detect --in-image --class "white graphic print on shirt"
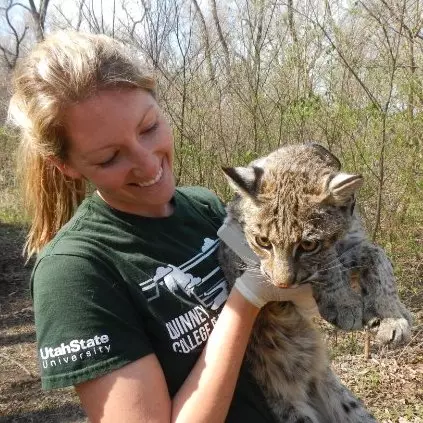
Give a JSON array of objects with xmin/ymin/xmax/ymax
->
[
  {"xmin": 139, "ymin": 238, "xmax": 229, "ymax": 353},
  {"xmin": 139, "ymin": 238, "xmax": 228, "ymax": 310}
]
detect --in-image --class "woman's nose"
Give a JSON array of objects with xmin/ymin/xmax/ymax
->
[
  {"xmin": 131, "ymin": 146, "xmax": 159, "ymax": 176},
  {"xmin": 131, "ymin": 141, "xmax": 152, "ymax": 165}
]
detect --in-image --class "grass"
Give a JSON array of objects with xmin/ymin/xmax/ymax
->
[
  {"xmin": 0, "ymin": 127, "xmax": 24, "ymax": 224},
  {"xmin": 325, "ymin": 317, "xmax": 423, "ymax": 422},
  {"xmin": 0, "ymin": 224, "xmax": 86, "ymax": 422}
]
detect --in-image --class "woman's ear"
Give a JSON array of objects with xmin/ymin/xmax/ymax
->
[{"xmin": 47, "ymin": 156, "xmax": 82, "ymax": 180}]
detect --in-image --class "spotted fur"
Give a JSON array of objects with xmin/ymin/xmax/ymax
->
[{"xmin": 219, "ymin": 143, "xmax": 412, "ymax": 423}]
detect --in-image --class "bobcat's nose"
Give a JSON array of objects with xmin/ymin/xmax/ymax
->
[
  {"xmin": 273, "ymin": 271, "xmax": 295, "ymax": 288},
  {"xmin": 272, "ymin": 255, "xmax": 295, "ymax": 287},
  {"xmin": 263, "ymin": 267, "xmax": 292, "ymax": 288},
  {"xmin": 275, "ymin": 277, "xmax": 295, "ymax": 288}
]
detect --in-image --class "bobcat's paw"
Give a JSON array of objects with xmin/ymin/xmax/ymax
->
[
  {"xmin": 320, "ymin": 301, "xmax": 363, "ymax": 331},
  {"xmin": 334, "ymin": 305, "xmax": 363, "ymax": 331},
  {"xmin": 368, "ymin": 317, "xmax": 412, "ymax": 346}
]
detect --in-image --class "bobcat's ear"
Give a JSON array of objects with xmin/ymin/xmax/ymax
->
[
  {"xmin": 309, "ymin": 143, "xmax": 341, "ymax": 170},
  {"xmin": 222, "ymin": 166, "xmax": 263, "ymax": 200},
  {"xmin": 326, "ymin": 173, "xmax": 363, "ymax": 205}
]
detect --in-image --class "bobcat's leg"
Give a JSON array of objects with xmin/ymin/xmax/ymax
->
[
  {"xmin": 311, "ymin": 371, "xmax": 377, "ymax": 423},
  {"xmin": 358, "ymin": 243, "xmax": 412, "ymax": 345},
  {"xmin": 311, "ymin": 250, "xmax": 363, "ymax": 331},
  {"xmin": 267, "ymin": 399, "xmax": 319, "ymax": 423},
  {"xmin": 248, "ymin": 304, "xmax": 327, "ymax": 423}
]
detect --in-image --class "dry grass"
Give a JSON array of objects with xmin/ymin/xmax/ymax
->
[
  {"xmin": 323, "ymin": 318, "xmax": 423, "ymax": 422},
  {"xmin": 0, "ymin": 224, "xmax": 86, "ymax": 423},
  {"xmin": 0, "ymin": 223, "xmax": 422, "ymax": 422},
  {"xmin": 0, "ymin": 129, "xmax": 22, "ymax": 224}
]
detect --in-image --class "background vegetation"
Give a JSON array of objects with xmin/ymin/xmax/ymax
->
[
  {"xmin": 0, "ymin": 0, "xmax": 422, "ymax": 421},
  {"xmin": 1, "ymin": 0, "xmax": 421, "ymax": 298}
]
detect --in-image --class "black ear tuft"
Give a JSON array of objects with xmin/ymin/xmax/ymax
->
[
  {"xmin": 309, "ymin": 143, "xmax": 342, "ymax": 170},
  {"xmin": 222, "ymin": 166, "xmax": 264, "ymax": 199}
]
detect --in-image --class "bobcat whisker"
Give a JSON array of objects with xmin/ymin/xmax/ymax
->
[
  {"xmin": 317, "ymin": 261, "xmax": 364, "ymax": 273},
  {"xmin": 336, "ymin": 241, "xmax": 365, "ymax": 255},
  {"xmin": 320, "ymin": 242, "xmax": 365, "ymax": 267}
]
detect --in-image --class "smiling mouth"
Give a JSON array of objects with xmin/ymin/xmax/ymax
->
[{"xmin": 135, "ymin": 166, "xmax": 163, "ymax": 188}]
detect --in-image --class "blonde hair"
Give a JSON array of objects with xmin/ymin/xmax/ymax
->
[{"xmin": 9, "ymin": 31, "xmax": 156, "ymax": 258}]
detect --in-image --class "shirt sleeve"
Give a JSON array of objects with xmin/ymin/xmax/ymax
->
[
  {"xmin": 205, "ymin": 189, "xmax": 227, "ymax": 223},
  {"xmin": 180, "ymin": 186, "xmax": 227, "ymax": 228},
  {"xmin": 32, "ymin": 254, "xmax": 154, "ymax": 390}
]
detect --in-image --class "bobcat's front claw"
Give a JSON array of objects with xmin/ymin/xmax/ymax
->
[
  {"xmin": 364, "ymin": 299, "xmax": 413, "ymax": 347},
  {"xmin": 367, "ymin": 316, "xmax": 412, "ymax": 347}
]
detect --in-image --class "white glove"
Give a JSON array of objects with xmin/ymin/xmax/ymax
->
[
  {"xmin": 235, "ymin": 270, "xmax": 319, "ymax": 317},
  {"xmin": 218, "ymin": 219, "xmax": 319, "ymax": 317}
]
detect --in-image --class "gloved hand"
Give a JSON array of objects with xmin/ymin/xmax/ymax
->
[
  {"xmin": 218, "ymin": 218, "xmax": 319, "ymax": 317},
  {"xmin": 235, "ymin": 270, "xmax": 319, "ymax": 317}
]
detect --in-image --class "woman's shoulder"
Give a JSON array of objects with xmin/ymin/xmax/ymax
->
[
  {"xmin": 35, "ymin": 193, "xmax": 127, "ymax": 275},
  {"xmin": 177, "ymin": 185, "xmax": 219, "ymax": 201},
  {"xmin": 38, "ymin": 195, "xmax": 99, "ymax": 257},
  {"xmin": 31, "ymin": 226, "xmax": 123, "ymax": 303},
  {"xmin": 177, "ymin": 186, "xmax": 226, "ymax": 218}
]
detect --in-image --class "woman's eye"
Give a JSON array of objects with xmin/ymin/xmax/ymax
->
[
  {"xmin": 99, "ymin": 152, "xmax": 118, "ymax": 167},
  {"xmin": 142, "ymin": 122, "xmax": 159, "ymax": 134},
  {"xmin": 255, "ymin": 236, "xmax": 272, "ymax": 249},
  {"xmin": 299, "ymin": 240, "xmax": 320, "ymax": 254}
]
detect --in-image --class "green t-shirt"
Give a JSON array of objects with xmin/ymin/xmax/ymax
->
[{"xmin": 31, "ymin": 186, "xmax": 275, "ymax": 422}]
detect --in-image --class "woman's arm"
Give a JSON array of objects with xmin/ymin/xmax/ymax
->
[{"xmin": 76, "ymin": 288, "xmax": 259, "ymax": 423}]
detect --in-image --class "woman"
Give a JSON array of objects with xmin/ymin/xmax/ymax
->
[{"xmin": 10, "ymin": 32, "xmax": 291, "ymax": 422}]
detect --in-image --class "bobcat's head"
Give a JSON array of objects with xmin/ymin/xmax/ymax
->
[{"xmin": 224, "ymin": 143, "xmax": 362, "ymax": 288}]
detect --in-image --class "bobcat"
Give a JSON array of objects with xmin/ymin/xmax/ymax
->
[{"xmin": 218, "ymin": 143, "xmax": 412, "ymax": 423}]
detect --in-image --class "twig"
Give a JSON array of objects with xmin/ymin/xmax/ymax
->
[{"xmin": 0, "ymin": 352, "xmax": 37, "ymax": 378}]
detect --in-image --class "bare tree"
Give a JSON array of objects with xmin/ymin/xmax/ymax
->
[
  {"xmin": 28, "ymin": 0, "xmax": 50, "ymax": 41},
  {"xmin": 191, "ymin": 0, "xmax": 215, "ymax": 81},
  {"xmin": 210, "ymin": 0, "xmax": 230, "ymax": 74},
  {"xmin": 0, "ymin": 1, "xmax": 29, "ymax": 69},
  {"xmin": 0, "ymin": 0, "xmax": 50, "ymax": 70}
]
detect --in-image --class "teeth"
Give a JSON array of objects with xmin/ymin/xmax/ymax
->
[{"xmin": 137, "ymin": 166, "xmax": 163, "ymax": 187}]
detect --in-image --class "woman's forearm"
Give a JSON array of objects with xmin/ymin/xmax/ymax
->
[{"xmin": 171, "ymin": 287, "xmax": 259, "ymax": 423}]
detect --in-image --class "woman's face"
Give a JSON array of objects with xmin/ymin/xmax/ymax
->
[{"xmin": 61, "ymin": 88, "xmax": 175, "ymax": 217}]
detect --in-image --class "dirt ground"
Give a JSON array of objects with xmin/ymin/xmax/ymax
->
[
  {"xmin": 0, "ymin": 224, "xmax": 86, "ymax": 423},
  {"xmin": 0, "ymin": 223, "xmax": 422, "ymax": 422}
]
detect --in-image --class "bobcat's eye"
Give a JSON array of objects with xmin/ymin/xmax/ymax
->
[
  {"xmin": 255, "ymin": 236, "xmax": 272, "ymax": 249},
  {"xmin": 299, "ymin": 239, "xmax": 320, "ymax": 254}
]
